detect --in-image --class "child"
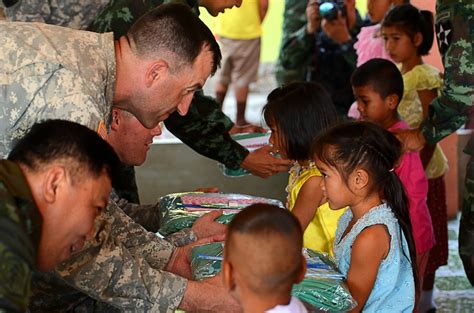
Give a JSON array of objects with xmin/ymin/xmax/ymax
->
[
  {"xmin": 348, "ymin": 0, "xmax": 407, "ymax": 119},
  {"xmin": 223, "ymin": 203, "xmax": 307, "ymax": 313},
  {"xmin": 313, "ymin": 121, "xmax": 417, "ymax": 311},
  {"xmin": 382, "ymin": 6, "xmax": 449, "ymax": 311},
  {"xmin": 262, "ymin": 82, "xmax": 343, "ymax": 255},
  {"xmin": 351, "ymin": 59, "xmax": 435, "ymax": 301}
]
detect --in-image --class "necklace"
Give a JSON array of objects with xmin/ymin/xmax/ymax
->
[{"xmin": 286, "ymin": 161, "xmax": 317, "ymax": 208}]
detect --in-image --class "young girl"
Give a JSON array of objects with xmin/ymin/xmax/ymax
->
[
  {"xmin": 382, "ymin": 5, "xmax": 449, "ymax": 311},
  {"xmin": 263, "ymin": 82, "xmax": 342, "ymax": 255},
  {"xmin": 313, "ymin": 121, "xmax": 417, "ymax": 312}
]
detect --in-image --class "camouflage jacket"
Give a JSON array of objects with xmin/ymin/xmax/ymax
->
[
  {"xmin": 0, "ymin": 22, "xmax": 115, "ymax": 158},
  {"xmin": 89, "ymin": 0, "xmax": 249, "ymax": 170},
  {"xmin": 422, "ymin": 0, "xmax": 474, "ymax": 149},
  {"xmin": 275, "ymin": 0, "xmax": 365, "ymax": 117},
  {"xmin": 2, "ymin": 0, "xmax": 110, "ymax": 29},
  {"xmin": 0, "ymin": 160, "xmax": 42, "ymax": 312},
  {"xmin": 30, "ymin": 192, "xmax": 190, "ymax": 312}
]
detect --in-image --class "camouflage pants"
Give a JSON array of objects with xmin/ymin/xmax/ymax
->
[{"xmin": 459, "ymin": 142, "xmax": 474, "ymax": 286}]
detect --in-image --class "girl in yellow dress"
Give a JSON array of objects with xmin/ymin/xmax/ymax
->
[{"xmin": 263, "ymin": 82, "xmax": 344, "ymax": 255}]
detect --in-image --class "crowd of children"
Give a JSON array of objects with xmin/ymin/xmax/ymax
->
[{"xmin": 220, "ymin": 2, "xmax": 452, "ymax": 313}]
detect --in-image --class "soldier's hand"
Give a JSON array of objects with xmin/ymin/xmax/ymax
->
[
  {"xmin": 306, "ymin": 0, "xmax": 320, "ymax": 34},
  {"xmin": 393, "ymin": 128, "xmax": 426, "ymax": 152},
  {"xmin": 321, "ymin": 11, "xmax": 351, "ymax": 44},
  {"xmin": 192, "ymin": 210, "xmax": 228, "ymax": 239},
  {"xmin": 241, "ymin": 145, "xmax": 292, "ymax": 178}
]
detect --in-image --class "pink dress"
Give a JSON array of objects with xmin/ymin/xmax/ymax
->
[
  {"xmin": 389, "ymin": 120, "xmax": 435, "ymax": 254},
  {"xmin": 348, "ymin": 24, "xmax": 395, "ymax": 119}
]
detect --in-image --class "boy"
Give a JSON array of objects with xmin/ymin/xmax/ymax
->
[
  {"xmin": 223, "ymin": 204, "xmax": 307, "ymax": 313},
  {"xmin": 351, "ymin": 58, "xmax": 435, "ymax": 304}
]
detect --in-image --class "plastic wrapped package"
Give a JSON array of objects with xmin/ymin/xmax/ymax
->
[
  {"xmin": 189, "ymin": 243, "xmax": 356, "ymax": 311},
  {"xmin": 190, "ymin": 242, "xmax": 224, "ymax": 280},
  {"xmin": 292, "ymin": 249, "xmax": 356, "ymax": 312},
  {"xmin": 158, "ymin": 192, "xmax": 283, "ymax": 236}
]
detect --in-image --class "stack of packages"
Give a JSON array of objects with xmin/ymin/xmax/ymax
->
[
  {"xmin": 158, "ymin": 192, "xmax": 283, "ymax": 236},
  {"xmin": 190, "ymin": 243, "xmax": 356, "ymax": 312}
]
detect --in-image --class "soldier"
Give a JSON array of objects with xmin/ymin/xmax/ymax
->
[
  {"xmin": 275, "ymin": 0, "xmax": 365, "ymax": 117},
  {"xmin": 0, "ymin": 119, "xmax": 119, "ymax": 311},
  {"xmin": 395, "ymin": 0, "xmax": 474, "ymax": 286}
]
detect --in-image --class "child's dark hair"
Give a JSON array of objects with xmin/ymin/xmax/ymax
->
[
  {"xmin": 227, "ymin": 204, "xmax": 303, "ymax": 294},
  {"xmin": 312, "ymin": 121, "xmax": 418, "ymax": 286},
  {"xmin": 382, "ymin": 4, "xmax": 434, "ymax": 56},
  {"xmin": 263, "ymin": 82, "xmax": 338, "ymax": 162},
  {"xmin": 351, "ymin": 58, "xmax": 404, "ymax": 102}
]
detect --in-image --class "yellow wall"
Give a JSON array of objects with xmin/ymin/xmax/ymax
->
[{"xmin": 200, "ymin": 0, "xmax": 368, "ymax": 63}]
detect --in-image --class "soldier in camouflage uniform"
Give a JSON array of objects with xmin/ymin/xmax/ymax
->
[
  {"xmin": 396, "ymin": 0, "xmax": 474, "ymax": 285},
  {"xmin": 0, "ymin": 120, "xmax": 119, "ymax": 312},
  {"xmin": 274, "ymin": 0, "xmax": 365, "ymax": 117}
]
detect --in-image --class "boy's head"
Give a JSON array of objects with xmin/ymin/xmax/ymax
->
[
  {"xmin": 351, "ymin": 58, "xmax": 404, "ymax": 128},
  {"xmin": 223, "ymin": 204, "xmax": 305, "ymax": 305}
]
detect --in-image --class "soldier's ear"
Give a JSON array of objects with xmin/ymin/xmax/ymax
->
[
  {"xmin": 110, "ymin": 108, "xmax": 121, "ymax": 131},
  {"xmin": 145, "ymin": 60, "xmax": 169, "ymax": 88},
  {"xmin": 43, "ymin": 165, "xmax": 67, "ymax": 204}
]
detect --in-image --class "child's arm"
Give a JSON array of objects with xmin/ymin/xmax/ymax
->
[
  {"xmin": 258, "ymin": 0, "xmax": 269, "ymax": 22},
  {"xmin": 291, "ymin": 176, "xmax": 324, "ymax": 231},
  {"xmin": 417, "ymin": 89, "xmax": 438, "ymax": 168},
  {"xmin": 346, "ymin": 224, "xmax": 390, "ymax": 312}
]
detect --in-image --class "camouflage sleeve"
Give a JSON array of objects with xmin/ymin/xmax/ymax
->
[
  {"xmin": 275, "ymin": 0, "xmax": 311, "ymax": 84},
  {"xmin": 53, "ymin": 202, "xmax": 187, "ymax": 312},
  {"xmin": 421, "ymin": 2, "xmax": 474, "ymax": 144},
  {"xmin": 112, "ymin": 192, "xmax": 198, "ymax": 246},
  {"xmin": 3, "ymin": 0, "xmax": 109, "ymax": 29},
  {"xmin": 165, "ymin": 92, "xmax": 250, "ymax": 169},
  {"xmin": 0, "ymin": 219, "xmax": 32, "ymax": 312}
]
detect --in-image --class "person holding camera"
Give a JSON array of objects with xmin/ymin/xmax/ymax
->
[{"xmin": 275, "ymin": 0, "xmax": 365, "ymax": 118}]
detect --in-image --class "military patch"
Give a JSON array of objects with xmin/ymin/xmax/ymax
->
[
  {"xmin": 436, "ymin": 20, "xmax": 453, "ymax": 55},
  {"xmin": 97, "ymin": 120, "xmax": 107, "ymax": 139}
]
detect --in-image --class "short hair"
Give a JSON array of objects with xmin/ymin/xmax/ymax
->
[
  {"xmin": 382, "ymin": 4, "xmax": 434, "ymax": 56},
  {"xmin": 127, "ymin": 3, "xmax": 221, "ymax": 75},
  {"xmin": 8, "ymin": 120, "xmax": 120, "ymax": 185},
  {"xmin": 226, "ymin": 204, "xmax": 303, "ymax": 294},
  {"xmin": 351, "ymin": 58, "xmax": 404, "ymax": 103},
  {"xmin": 263, "ymin": 82, "xmax": 339, "ymax": 162}
]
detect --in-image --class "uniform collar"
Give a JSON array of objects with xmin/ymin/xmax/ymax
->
[{"xmin": 0, "ymin": 160, "xmax": 43, "ymax": 253}]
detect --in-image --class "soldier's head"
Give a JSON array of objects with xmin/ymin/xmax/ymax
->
[
  {"xmin": 114, "ymin": 3, "xmax": 221, "ymax": 129},
  {"xmin": 107, "ymin": 107, "xmax": 162, "ymax": 166},
  {"xmin": 8, "ymin": 120, "xmax": 120, "ymax": 271},
  {"xmin": 223, "ymin": 204, "xmax": 305, "ymax": 305},
  {"xmin": 199, "ymin": 0, "xmax": 243, "ymax": 16}
]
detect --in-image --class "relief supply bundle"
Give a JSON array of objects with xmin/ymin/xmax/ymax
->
[{"xmin": 158, "ymin": 192, "xmax": 283, "ymax": 236}]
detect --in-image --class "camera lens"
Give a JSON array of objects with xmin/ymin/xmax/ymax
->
[{"xmin": 320, "ymin": 2, "xmax": 336, "ymax": 15}]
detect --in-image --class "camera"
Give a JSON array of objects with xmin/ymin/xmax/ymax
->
[{"xmin": 317, "ymin": 0, "xmax": 346, "ymax": 21}]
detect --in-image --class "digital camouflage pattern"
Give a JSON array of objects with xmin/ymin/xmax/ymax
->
[
  {"xmin": 421, "ymin": 0, "xmax": 474, "ymax": 145},
  {"xmin": 2, "ymin": 0, "xmax": 110, "ymax": 29},
  {"xmin": 30, "ymin": 191, "xmax": 190, "ymax": 312},
  {"xmin": 89, "ymin": 0, "xmax": 249, "ymax": 170},
  {"xmin": 0, "ymin": 22, "xmax": 115, "ymax": 158},
  {"xmin": 0, "ymin": 160, "xmax": 42, "ymax": 312}
]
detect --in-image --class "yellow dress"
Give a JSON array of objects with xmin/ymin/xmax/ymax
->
[
  {"xmin": 398, "ymin": 64, "xmax": 448, "ymax": 179},
  {"xmin": 286, "ymin": 162, "xmax": 345, "ymax": 255}
]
